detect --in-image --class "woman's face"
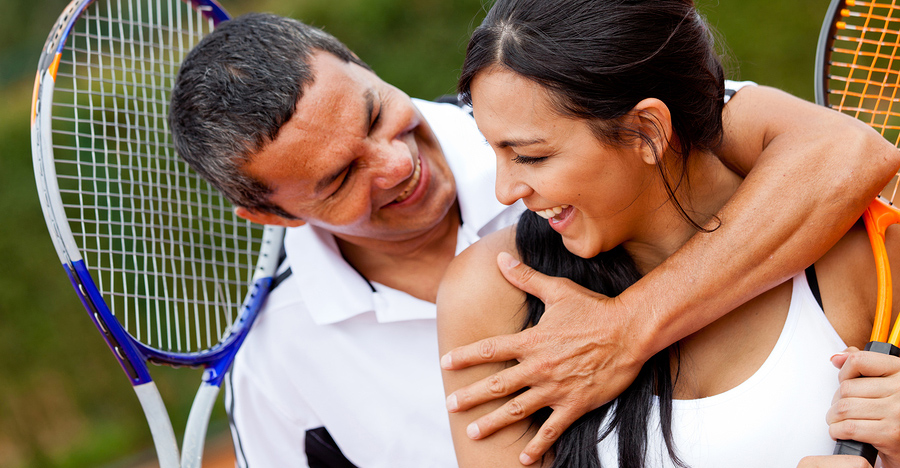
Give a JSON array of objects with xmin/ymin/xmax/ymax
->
[{"xmin": 470, "ymin": 68, "xmax": 663, "ymax": 259}]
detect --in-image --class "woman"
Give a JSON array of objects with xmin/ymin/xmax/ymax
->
[{"xmin": 436, "ymin": 0, "xmax": 900, "ymax": 467}]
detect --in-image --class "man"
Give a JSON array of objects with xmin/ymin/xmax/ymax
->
[{"xmin": 168, "ymin": 13, "xmax": 899, "ymax": 467}]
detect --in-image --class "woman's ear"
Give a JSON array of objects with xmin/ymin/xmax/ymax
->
[
  {"xmin": 234, "ymin": 206, "xmax": 306, "ymax": 228},
  {"xmin": 630, "ymin": 98, "xmax": 673, "ymax": 166}
]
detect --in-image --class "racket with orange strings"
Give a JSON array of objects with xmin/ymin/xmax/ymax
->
[{"xmin": 816, "ymin": 0, "xmax": 900, "ymax": 464}]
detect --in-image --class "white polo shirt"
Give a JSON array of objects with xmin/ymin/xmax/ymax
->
[{"xmin": 226, "ymin": 99, "xmax": 525, "ymax": 468}]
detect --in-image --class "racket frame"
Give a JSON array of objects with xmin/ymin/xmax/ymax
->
[
  {"xmin": 816, "ymin": 0, "xmax": 900, "ymax": 463},
  {"xmin": 29, "ymin": 0, "xmax": 283, "ymax": 466}
]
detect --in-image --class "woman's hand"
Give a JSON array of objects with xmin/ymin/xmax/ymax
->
[
  {"xmin": 828, "ymin": 347, "xmax": 900, "ymax": 468},
  {"xmin": 797, "ymin": 455, "xmax": 873, "ymax": 468},
  {"xmin": 440, "ymin": 252, "xmax": 648, "ymax": 465}
]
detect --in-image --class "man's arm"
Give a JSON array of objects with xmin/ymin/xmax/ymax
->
[{"xmin": 440, "ymin": 85, "xmax": 900, "ymax": 464}]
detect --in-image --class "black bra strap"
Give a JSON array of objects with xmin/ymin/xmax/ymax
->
[{"xmin": 805, "ymin": 265, "xmax": 824, "ymax": 311}]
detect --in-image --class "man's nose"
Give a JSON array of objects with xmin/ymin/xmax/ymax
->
[{"xmin": 370, "ymin": 140, "xmax": 414, "ymax": 190}]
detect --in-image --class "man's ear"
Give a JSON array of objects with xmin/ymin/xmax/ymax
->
[
  {"xmin": 630, "ymin": 98, "xmax": 673, "ymax": 166},
  {"xmin": 234, "ymin": 206, "xmax": 306, "ymax": 228}
]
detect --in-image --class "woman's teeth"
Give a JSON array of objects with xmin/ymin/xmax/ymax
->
[
  {"xmin": 534, "ymin": 205, "xmax": 570, "ymax": 220},
  {"xmin": 394, "ymin": 157, "xmax": 422, "ymax": 203}
]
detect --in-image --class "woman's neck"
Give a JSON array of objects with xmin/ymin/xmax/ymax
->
[{"xmin": 624, "ymin": 149, "xmax": 743, "ymax": 274}]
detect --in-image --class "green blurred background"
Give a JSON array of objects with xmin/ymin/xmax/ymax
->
[{"xmin": 0, "ymin": 0, "xmax": 835, "ymax": 466}]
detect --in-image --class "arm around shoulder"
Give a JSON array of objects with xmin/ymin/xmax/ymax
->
[{"xmin": 627, "ymin": 84, "xmax": 900, "ymax": 362}]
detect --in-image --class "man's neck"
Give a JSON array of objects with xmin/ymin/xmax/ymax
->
[{"xmin": 335, "ymin": 203, "xmax": 462, "ymax": 303}]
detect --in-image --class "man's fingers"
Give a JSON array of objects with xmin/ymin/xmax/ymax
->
[
  {"xmin": 496, "ymin": 251, "xmax": 558, "ymax": 302},
  {"xmin": 464, "ymin": 390, "xmax": 549, "ymax": 440},
  {"xmin": 441, "ymin": 332, "xmax": 525, "ymax": 371},
  {"xmin": 519, "ymin": 410, "xmax": 581, "ymax": 466},
  {"xmin": 446, "ymin": 366, "xmax": 530, "ymax": 413}
]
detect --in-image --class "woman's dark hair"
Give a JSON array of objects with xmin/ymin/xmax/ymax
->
[
  {"xmin": 516, "ymin": 212, "xmax": 682, "ymax": 468},
  {"xmin": 460, "ymin": 0, "xmax": 728, "ymax": 466},
  {"xmin": 460, "ymin": 0, "xmax": 726, "ymax": 232}
]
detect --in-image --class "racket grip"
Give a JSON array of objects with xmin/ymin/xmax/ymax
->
[
  {"xmin": 832, "ymin": 341, "xmax": 900, "ymax": 466},
  {"xmin": 833, "ymin": 440, "xmax": 877, "ymax": 466}
]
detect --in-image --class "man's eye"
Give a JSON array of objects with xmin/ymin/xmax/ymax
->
[
  {"xmin": 369, "ymin": 109, "xmax": 381, "ymax": 134},
  {"xmin": 512, "ymin": 155, "xmax": 547, "ymax": 165},
  {"xmin": 330, "ymin": 167, "xmax": 352, "ymax": 197}
]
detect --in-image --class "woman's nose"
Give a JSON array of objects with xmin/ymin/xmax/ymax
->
[{"xmin": 495, "ymin": 164, "xmax": 531, "ymax": 206}]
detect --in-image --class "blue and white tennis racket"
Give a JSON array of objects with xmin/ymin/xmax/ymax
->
[{"xmin": 29, "ymin": 1, "xmax": 284, "ymax": 467}]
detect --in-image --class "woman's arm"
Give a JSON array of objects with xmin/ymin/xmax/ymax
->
[
  {"xmin": 441, "ymin": 85, "xmax": 900, "ymax": 464},
  {"xmin": 437, "ymin": 227, "xmax": 550, "ymax": 468}
]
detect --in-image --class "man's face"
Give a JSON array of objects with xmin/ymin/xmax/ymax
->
[{"xmin": 242, "ymin": 51, "xmax": 458, "ymax": 248}]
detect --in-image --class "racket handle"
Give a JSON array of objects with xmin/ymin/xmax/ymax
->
[
  {"xmin": 832, "ymin": 341, "xmax": 900, "ymax": 466},
  {"xmin": 833, "ymin": 440, "xmax": 877, "ymax": 466}
]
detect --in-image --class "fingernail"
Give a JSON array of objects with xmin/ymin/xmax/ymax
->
[
  {"xmin": 520, "ymin": 453, "xmax": 534, "ymax": 465},
  {"xmin": 441, "ymin": 353, "xmax": 452, "ymax": 369},
  {"xmin": 446, "ymin": 394, "xmax": 458, "ymax": 412},
  {"xmin": 467, "ymin": 422, "xmax": 481, "ymax": 439},
  {"xmin": 498, "ymin": 251, "xmax": 520, "ymax": 269},
  {"xmin": 830, "ymin": 352, "xmax": 847, "ymax": 366}
]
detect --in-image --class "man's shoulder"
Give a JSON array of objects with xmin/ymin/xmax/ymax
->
[
  {"xmin": 238, "ymin": 275, "xmax": 313, "ymax": 363},
  {"xmin": 413, "ymin": 97, "xmax": 478, "ymax": 131}
]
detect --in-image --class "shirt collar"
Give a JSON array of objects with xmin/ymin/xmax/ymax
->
[{"xmin": 284, "ymin": 99, "xmax": 515, "ymax": 325}]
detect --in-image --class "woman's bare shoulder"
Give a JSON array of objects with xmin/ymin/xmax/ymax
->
[
  {"xmin": 815, "ymin": 221, "xmax": 881, "ymax": 347},
  {"xmin": 437, "ymin": 225, "xmax": 527, "ymax": 352}
]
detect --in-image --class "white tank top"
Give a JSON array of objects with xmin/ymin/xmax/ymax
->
[{"xmin": 596, "ymin": 273, "xmax": 847, "ymax": 467}]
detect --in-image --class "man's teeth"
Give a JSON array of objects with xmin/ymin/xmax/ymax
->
[
  {"xmin": 534, "ymin": 205, "xmax": 570, "ymax": 219},
  {"xmin": 394, "ymin": 157, "xmax": 422, "ymax": 203}
]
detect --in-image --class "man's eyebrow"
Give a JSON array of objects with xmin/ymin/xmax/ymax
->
[
  {"xmin": 364, "ymin": 89, "xmax": 375, "ymax": 130},
  {"xmin": 313, "ymin": 90, "xmax": 376, "ymax": 195}
]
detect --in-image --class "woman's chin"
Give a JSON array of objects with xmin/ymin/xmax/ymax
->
[{"xmin": 561, "ymin": 237, "xmax": 602, "ymax": 259}]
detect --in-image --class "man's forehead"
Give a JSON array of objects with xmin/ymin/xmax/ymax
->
[
  {"xmin": 297, "ymin": 51, "xmax": 377, "ymax": 119},
  {"xmin": 247, "ymin": 52, "xmax": 378, "ymax": 200}
]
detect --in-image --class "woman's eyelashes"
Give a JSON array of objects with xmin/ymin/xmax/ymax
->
[{"xmin": 512, "ymin": 154, "xmax": 548, "ymax": 165}]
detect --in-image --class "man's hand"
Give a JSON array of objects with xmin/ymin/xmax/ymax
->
[{"xmin": 440, "ymin": 252, "xmax": 647, "ymax": 465}]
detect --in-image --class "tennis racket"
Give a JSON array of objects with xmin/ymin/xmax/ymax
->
[
  {"xmin": 816, "ymin": 0, "xmax": 900, "ymax": 464},
  {"xmin": 29, "ymin": 1, "xmax": 285, "ymax": 467}
]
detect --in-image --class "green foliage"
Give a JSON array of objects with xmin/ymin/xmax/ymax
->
[{"xmin": 0, "ymin": 0, "xmax": 833, "ymax": 466}]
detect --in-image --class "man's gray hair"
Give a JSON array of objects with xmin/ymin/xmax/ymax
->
[{"xmin": 168, "ymin": 13, "xmax": 370, "ymax": 217}]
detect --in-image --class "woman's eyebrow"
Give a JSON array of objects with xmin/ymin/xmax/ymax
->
[{"xmin": 496, "ymin": 137, "xmax": 546, "ymax": 149}]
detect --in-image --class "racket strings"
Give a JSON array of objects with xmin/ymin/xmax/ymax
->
[
  {"xmin": 826, "ymin": 0, "xmax": 900, "ymax": 205},
  {"xmin": 51, "ymin": 0, "xmax": 262, "ymax": 354}
]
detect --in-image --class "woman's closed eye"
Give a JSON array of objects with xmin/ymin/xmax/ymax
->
[{"xmin": 512, "ymin": 154, "xmax": 548, "ymax": 165}]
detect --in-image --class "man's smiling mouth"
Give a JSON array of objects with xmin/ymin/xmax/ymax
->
[{"xmin": 393, "ymin": 156, "xmax": 422, "ymax": 203}]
